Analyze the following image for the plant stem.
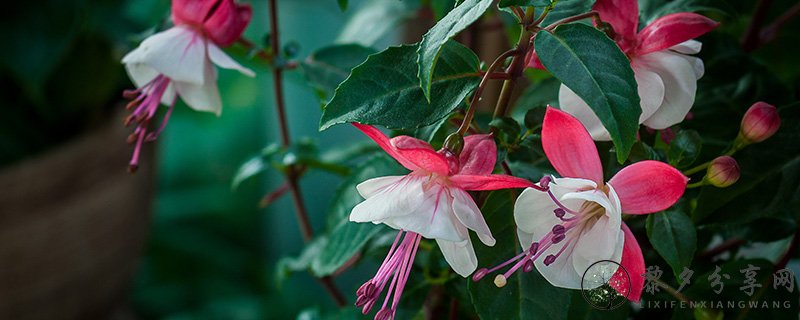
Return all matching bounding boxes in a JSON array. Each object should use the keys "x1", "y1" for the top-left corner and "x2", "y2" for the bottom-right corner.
[
  {"x1": 696, "y1": 238, "x2": 745, "y2": 260},
  {"x1": 683, "y1": 161, "x2": 710, "y2": 176},
  {"x1": 266, "y1": 0, "x2": 345, "y2": 307},
  {"x1": 491, "y1": 29, "x2": 532, "y2": 120},
  {"x1": 686, "y1": 181, "x2": 706, "y2": 189},
  {"x1": 654, "y1": 278, "x2": 692, "y2": 303},
  {"x1": 457, "y1": 48, "x2": 520, "y2": 135},
  {"x1": 760, "y1": 2, "x2": 800, "y2": 45},
  {"x1": 742, "y1": 0, "x2": 773, "y2": 52},
  {"x1": 543, "y1": 11, "x2": 599, "y2": 31}
]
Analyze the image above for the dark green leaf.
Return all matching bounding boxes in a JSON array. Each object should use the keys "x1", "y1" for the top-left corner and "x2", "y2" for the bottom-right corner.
[
  {"x1": 646, "y1": 210, "x2": 697, "y2": 278},
  {"x1": 535, "y1": 24, "x2": 640, "y2": 163},
  {"x1": 667, "y1": 130, "x2": 702, "y2": 168},
  {"x1": 320, "y1": 41, "x2": 480, "y2": 130},
  {"x1": 231, "y1": 144, "x2": 281, "y2": 190},
  {"x1": 301, "y1": 44, "x2": 376, "y2": 102},
  {"x1": 523, "y1": 107, "x2": 546, "y2": 129},
  {"x1": 417, "y1": 0, "x2": 493, "y2": 100},
  {"x1": 336, "y1": 0, "x2": 418, "y2": 46},
  {"x1": 628, "y1": 141, "x2": 661, "y2": 162},
  {"x1": 489, "y1": 117, "x2": 522, "y2": 143},
  {"x1": 468, "y1": 191, "x2": 572, "y2": 320},
  {"x1": 541, "y1": 0, "x2": 595, "y2": 26}
]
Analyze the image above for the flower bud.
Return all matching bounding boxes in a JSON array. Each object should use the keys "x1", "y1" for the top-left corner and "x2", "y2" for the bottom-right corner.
[
  {"x1": 443, "y1": 133, "x2": 464, "y2": 155},
  {"x1": 740, "y1": 102, "x2": 780, "y2": 143},
  {"x1": 705, "y1": 156, "x2": 740, "y2": 188},
  {"x1": 172, "y1": 0, "x2": 252, "y2": 46}
]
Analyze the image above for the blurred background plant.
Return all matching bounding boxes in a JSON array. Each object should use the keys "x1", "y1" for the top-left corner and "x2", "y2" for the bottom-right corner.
[{"x1": 1, "y1": 0, "x2": 799, "y2": 319}]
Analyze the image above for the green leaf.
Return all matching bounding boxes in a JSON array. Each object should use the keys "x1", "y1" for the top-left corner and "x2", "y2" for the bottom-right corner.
[
  {"x1": 667, "y1": 130, "x2": 702, "y2": 168},
  {"x1": 498, "y1": 0, "x2": 551, "y2": 8},
  {"x1": 628, "y1": 141, "x2": 661, "y2": 162},
  {"x1": 231, "y1": 143, "x2": 281, "y2": 190},
  {"x1": 417, "y1": 0, "x2": 493, "y2": 100},
  {"x1": 310, "y1": 155, "x2": 405, "y2": 276},
  {"x1": 468, "y1": 191, "x2": 572, "y2": 320},
  {"x1": 320, "y1": 41, "x2": 480, "y2": 130},
  {"x1": 541, "y1": 0, "x2": 595, "y2": 26},
  {"x1": 301, "y1": 44, "x2": 376, "y2": 102},
  {"x1": 645, "y1": 210, "x2": 696, "y2": 278},
  {"x1": 489, "y1": 117, "x2": 522, "y2": 144},
  {"x1": 535, "y1": 24, "x2": 640, "y2": 163},
  {"x1": 336, "y1": 0, "x2": 418, "y2": 47}
]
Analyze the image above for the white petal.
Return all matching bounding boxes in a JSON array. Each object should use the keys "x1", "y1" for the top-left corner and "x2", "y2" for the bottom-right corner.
[
  {"x1": 679, "y1": 55, "x2": 704, "y2": 79},
  {"x1": 534, "y1": 238, "x2": 583, "y2": 289},
  {"x1": 123, "y1": 26, "x2": 207, "y2": 84},
  {"x1": 513, "y1": 178, "x2": 593, "y2": 238},
  {"x1": 570, "y1": 215, "x2": 622, "y2": 283},
  {"x1": 631, "y1": 62, "x2": 666, "y2": 122},
  {"x1": 350, "y1": 176, "x2": 426, "y2": 223},
  {"x1": 516, "y1": 228, "x2": 535, "y2": 249},
  {"x1": 124, "y1": 63, "x2": 159, "y2": 89},
  {"x1": 175, "y1": 60, "x2": 222, "y2": 115},
  {"x1": 558, "y1": 85, "x2": 612, "y2": 141},
  {"x1": 670, "y1": 39, "x2": 702, "y2": 55},
  {"x1": 437, "y1": 239, "x2": 478, "y2": 277},
  {"x1": 208, "y1": 43, "x2": 255, "y2": 77},
  {"x1": 450, "y1": 188, "x2": 495, "y2": 246},
  {"x1": 356, "y1": 176, "x2": 407, "y2": 198},
  {"x1": 639, "y1": 51, "x2": 698, "y2": 130},
  {"x1": 383, "y1": 186, "x2": 465, "y2": 242}
]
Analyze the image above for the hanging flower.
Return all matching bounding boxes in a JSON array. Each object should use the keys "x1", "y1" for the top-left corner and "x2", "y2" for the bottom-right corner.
[
  {"x1": 530, "y1": 0, "x2": 719, "y2": 141},
  {"x1": 476, "y1": 107, "x2": 687, "y2": 302},
  {"x1": 121, "y1": 0, "x2": 254, "y2": 172},
  {"x1": 350, "y1": 124, "x2": 533, "y2": 319}
]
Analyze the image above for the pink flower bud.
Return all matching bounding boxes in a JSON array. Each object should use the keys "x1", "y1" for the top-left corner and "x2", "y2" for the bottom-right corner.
[
  {"x1": 171, "y1": 0, "x2": 252, "y2": 46},
  {"x1": 740, "y1": 102, "x2": 780, "y2": 143},
  {"x1": 706, "y1": 156, "x2": 740, "y2": 188}
]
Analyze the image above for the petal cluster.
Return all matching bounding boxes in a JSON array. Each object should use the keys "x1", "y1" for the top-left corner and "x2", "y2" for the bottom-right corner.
[
  {"x1": 536, "y1": 0, "x2": 719, "y2": 140},
  {"x1": 512, "y1": 107, "x2": 687, "y2": 301},
  {"x1": 171, "y1": 0, "x2": 253, "y2": 46}
]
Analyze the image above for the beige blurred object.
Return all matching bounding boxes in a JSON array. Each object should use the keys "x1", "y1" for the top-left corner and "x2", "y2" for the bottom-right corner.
[{"x1": 0, "y1": 115, "x2": 153, "y2": 320}]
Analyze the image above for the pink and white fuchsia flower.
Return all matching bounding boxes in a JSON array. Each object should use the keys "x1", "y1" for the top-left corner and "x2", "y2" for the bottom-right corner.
[
  {"x1": 533, "y1": 0, "x2": 719, "y2": 141},
  {"x1": 121, "y1": 0, "x2": 254, "y2": 171},
  {"x1": 350, "y1": 124, "x2": 532, "y2": 319},
  {"x1": 476, "y1": 107, "x2": 687, "y2": 302}
]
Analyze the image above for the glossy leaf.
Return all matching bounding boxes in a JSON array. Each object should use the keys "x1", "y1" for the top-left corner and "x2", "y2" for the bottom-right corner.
[
  {"x1": 535, "y1": 24, "x2": 640, "y2": 163},
  {"x1": 301, "y1": 44, "x2": 376, "y2": 102},
  {"x1": 320, "y1": 41, "x2": 480, "y2": 130},
  {"x1": 468, "y1": 191, "x2": 573, "y2": 320},
  {"x1": 667, "y1": 130, "x2": 702, "y2": 169},
  {"x1": 646, "y1": 210, "x2": 697, "y2": 278},
  {"x1": 541, "y1": 0, "x2": 595, "y2": 26},
  {"x1": 336, "y1": 0, "x2": 418, "y2": 47},
  {"x1": 498, "y1": 0, "x2": 551, "y2": 8},
  {"x1": 231, "y1": 143, "x2": 281, "y2": 190},
  {"x1": 417, "y1": 0, "x2": 493, "y2": 100}
]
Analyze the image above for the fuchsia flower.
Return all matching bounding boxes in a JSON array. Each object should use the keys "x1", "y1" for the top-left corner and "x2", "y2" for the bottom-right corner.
[
  {"x1": 533, "y1": 0, "x2": 719, "y2": 140},
  {"x1": 350, "y1": 124, "x2": 532, "y2": 319},
  {"x1": 121, "y1": 0, "x2": 254, "y2": 171},
  {"x1": 476, "y1": 107, "x2": 687, "y2": 302}
]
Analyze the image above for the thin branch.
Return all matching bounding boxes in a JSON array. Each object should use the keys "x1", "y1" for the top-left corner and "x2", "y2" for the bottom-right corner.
[
  {"x1": 696, "y1": 238, "x2": 745, "y2": 260},
  {"x1": 266, "y1": 0, "x2": 346, "y2": 307},
  {"x1": 759, "y1": 2, "x2": 800, "y2": 46},
  {"x1": 741, "y1": 0, "x2": 774, "y2": 52},
  {"x1": 543, "y1": 11, "x2": 599, "y2": 32},
  {"x1": 457, "y1": 48, "x2": 521, "y2": 135}
]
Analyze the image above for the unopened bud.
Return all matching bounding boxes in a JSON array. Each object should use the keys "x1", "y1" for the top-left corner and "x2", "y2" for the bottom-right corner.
[
  {"x1": 740, "y1": 102, "x2": 780, "y2": 143},
  {"x1": 443, "y1": 133, "x2": 464, "y2": 155},
  {"x1": 705, "y1": 156, "x2": 740, "y2": 188}
]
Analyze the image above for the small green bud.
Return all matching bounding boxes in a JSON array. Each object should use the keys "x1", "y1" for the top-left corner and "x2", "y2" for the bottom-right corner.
[{"x1": 443, "y1": 133, "x2": 465, "y2": 155}]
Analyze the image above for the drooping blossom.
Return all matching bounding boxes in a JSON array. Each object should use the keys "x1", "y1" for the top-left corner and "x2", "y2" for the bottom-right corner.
[
  {"x1": 529, "y1": 0, "x2": 719, "y2": 141},
  {"x1": 121, "y1": 0, "x2": 254, "y2": 172},
  {"x1": 350, "y1": 124, "x2": 533, "y2": 319},
  {"x1": 475, "y1": 107, "x2": 687, "y2": 302}
]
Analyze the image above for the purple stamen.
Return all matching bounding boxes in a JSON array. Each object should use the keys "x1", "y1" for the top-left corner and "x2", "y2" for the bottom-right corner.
[
  {"x1": 523, "y1": 260, "x2": 534, "y2": 273},
  {"x1": 471, "y1": 268, "x2": 489, "y2": 282},
  {"x1": 554, "y1": 208, "x2": 565, "y2": 218},
  {"x1": 529, "y1": 242, "x2": 540, "y2": 255},
  {"x1": 552, "y1": 233, "x2": 566, "y2": 244},
  {"x1": 355, "y1": 231, "x2": 421, "y2": 320},
  {"x1": 123, "y1": 75, "x2": 173, "y2": 172},
  {"x1": 552, "y1": 224, "x2": 565, "y2": 234},
  {"x1": 543, "y1": 255, "x2": 556, "y2": 266}
]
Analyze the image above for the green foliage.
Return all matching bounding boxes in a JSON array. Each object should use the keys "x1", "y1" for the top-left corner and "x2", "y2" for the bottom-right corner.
[
  {"x1": 667, "y1": 130, "x2": 703, "y2": 169},
  {"x1": 540, "y1": 0, "x2": 595, "y2": 26},
  {"x1": 535, "y1": 23, "x2": 641, "y2": 163},
  {"x1": 497, "y1": 0, "x2": 552, "y2": 8},
  {"x1": 417, "y1": 0, "x2": 494, "y2": 100},
  {"x1": 301, "y1": 44, "x2": 377, "y2": 103},
  {"x1": 646, "y1": 210, "x2": 697, "y2": 278},
  {"x1": 320, "y1": 40, "x2": 480, "y2": 130}
]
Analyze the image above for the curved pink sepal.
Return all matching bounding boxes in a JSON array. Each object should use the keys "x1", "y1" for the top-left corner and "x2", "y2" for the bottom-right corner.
[
  {"x1": 541, "y1": 107, "x2": 604, "y2": 184},
  {"x1": 610, "y1": 223, "x2": 645, "y2": 302},
  {"x1": 459, "y1": 134, "x2": 497, "y2": 175},
  {"x1": 449, "y1": 174, "x2": 533, "y2": 191},
  {"x1": 636, "y1": 12, "x2": 719, "y2": 55},
  {"x1": 172, "y1": 0, "x2": 251, "y2": 46},
  {"x1": 608, "y1": 160, "x2": 688, "y2": 214},
  {"x1": 352, "y1": 123, "x2": 449, "y2": 175}
]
